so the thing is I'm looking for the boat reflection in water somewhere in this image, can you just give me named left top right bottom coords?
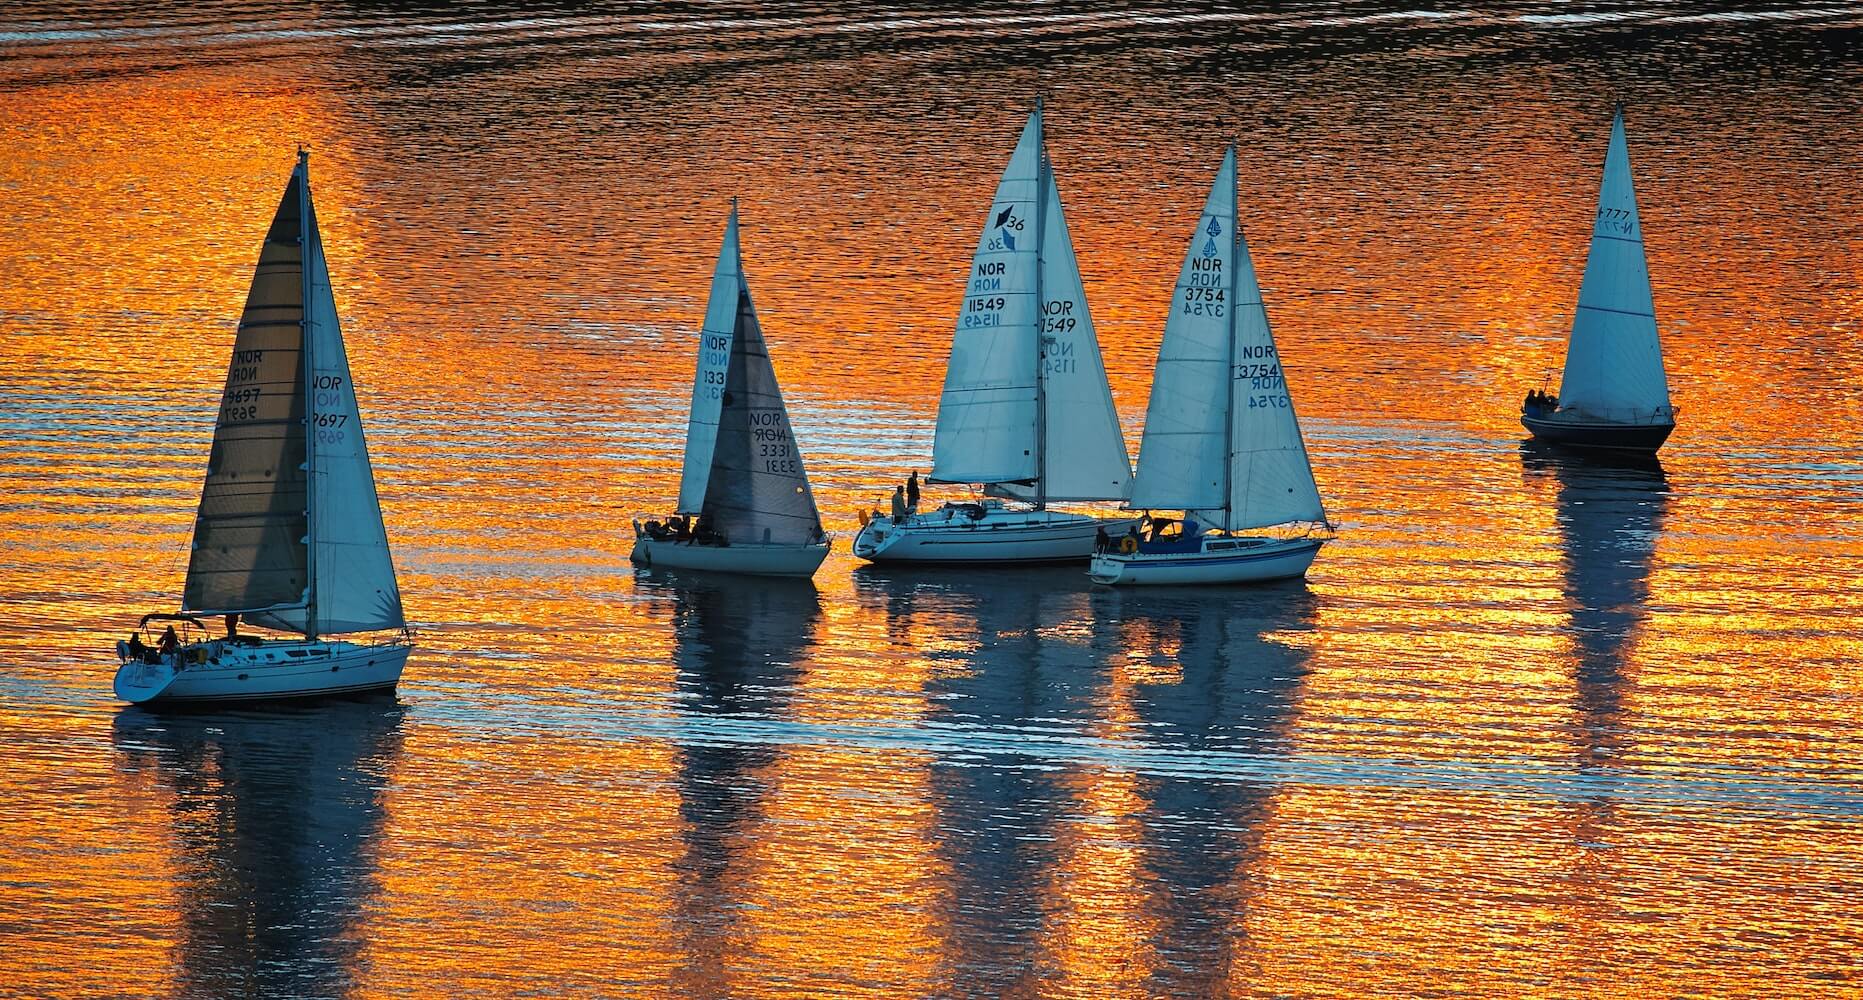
left=110, top=698, right=406, bottom=998
left=1522, top=444, right=1671, bottom=765
left=855, top=566, right=1316, bottom=992
left=641, top=569, right=821, bottom=995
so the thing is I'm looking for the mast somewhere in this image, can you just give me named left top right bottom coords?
left=297, top=146, right=318, bottom=641
left=1221, top=140, right=1239, bottom=534
left=1032, top=96, right=1047, bottom=510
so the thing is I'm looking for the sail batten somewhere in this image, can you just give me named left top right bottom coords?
left=1556, top=108, right=1672, bottom=421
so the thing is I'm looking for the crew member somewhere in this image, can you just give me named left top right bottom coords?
left=890, top=485, right=908, bottom=523
left=906, top=470, right=921, bottom=512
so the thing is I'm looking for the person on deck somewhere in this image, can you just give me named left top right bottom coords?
left=906, top=471, right=921, bottom=513
left=126, top=632, right=147, bottom=662
left=158, top=626, right=180, bottom=659
left=1124, top=523, right=1142, bottom=552
left=1094, top=524, right=1110, bottom=553
left=225, top=613, right=239, bottom=638
left=891, top=485, right=908, bottom=523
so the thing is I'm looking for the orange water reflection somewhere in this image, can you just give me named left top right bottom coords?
left=4, top=6, right=1863, bottom=998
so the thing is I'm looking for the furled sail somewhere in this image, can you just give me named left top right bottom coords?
left=930, top=108, right=1043, bottom=486
left=183, top=171, right=311, bottom=618
left=1130, top=146, right=1238, bottom=515
left=1556, top=108, right=1672, bottom=422
left=1227, top=170, right=1326, bottom=533
left=676, top=211, right=744, bottom=512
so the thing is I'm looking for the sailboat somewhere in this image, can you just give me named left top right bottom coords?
left=1522, top=106, right=1676, bottom=453
left=1090, top=146, right=1332, bottom=587
left=852, top=102, right=1133, bottom=564
left=629, top=202, right=830, bottom=578
left=113, top=151, right=412, bottom=704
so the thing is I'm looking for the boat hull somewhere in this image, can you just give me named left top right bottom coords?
left=1089, top=536, right=1325, bottom=586
left=629, top=537, right=829, bottom=578
left=852, top=505, right=1132, bottom=565
left=112, top=638, right=410, bottom=705
left=1522, top=412, right=1674, bottom=454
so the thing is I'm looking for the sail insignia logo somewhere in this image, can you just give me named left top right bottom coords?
left=1206, top=217, right=1223, bottom=238
left=1201, top=238, right=1219, bottom=259
left=995, top=205, right=1019, bottom=252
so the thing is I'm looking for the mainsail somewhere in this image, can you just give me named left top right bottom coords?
left=679, top=208, right=824, bottom=546
left=1556, top=107, right=1672, bottom=422
left=184, top=153, right=404, bottom=636
left=1131, top=146, right=1325, bottom=533
left=931, top=109, right=1042, bottom=486
left=1129, top=147, right=1239, bottom=515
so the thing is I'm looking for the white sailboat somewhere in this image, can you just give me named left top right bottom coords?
left=1522, top=106, right=1676, bottom=453
left=1090, top=146, right=1332, bottom=587
left=114, top=151, right=412, bottom=703
left=630, top=202, right=830, bottom=578
left=853, top=102, right=1134, bottom=564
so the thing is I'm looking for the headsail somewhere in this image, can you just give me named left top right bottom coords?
left=272, top=160, right=404, bottom=635
left=1557, top=108, right=1672, bottom=421
left=1130, top=146, right=1238, bottom=515
left=1025, top=156, right=1131, bottom=502
left=676, top=212, right=744, bottom=512
left=183, top=170, right=311, bottom=619
left=930, top=108, right=1043, bottom=486
left=1227, top=173, right=1326, bottom=532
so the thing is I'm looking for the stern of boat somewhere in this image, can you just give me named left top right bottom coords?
left=113, top=658, right=177, bottom=704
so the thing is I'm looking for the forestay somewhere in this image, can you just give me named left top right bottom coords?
left=931, top=108, right=1042, bottom=486
left=1557, top=108, right=1672, bottom=422
left=1130, top=146, right=1238, bottom=516
left=184, top=172, right=311, bottom=620
left=1227, top=171, right=1326, bottom=532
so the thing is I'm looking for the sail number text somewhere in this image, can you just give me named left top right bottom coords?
left=751, top=411, right=798, bottom=475
left=1595, top=206, right=1637, bottom=236
left=698, top=334, right=730, bottom=398
left=1234, top=345, right=1287, bottom=407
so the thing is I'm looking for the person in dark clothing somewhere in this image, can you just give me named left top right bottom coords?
left=906, top=470, right=921, bottom=512
left=158, top=626, right=181, bottom=658
left=225, top=613, right=239, bottom=638
left=1094, top=524, right=1109, bottom=553
left=126, top=632, right=147, bottom=662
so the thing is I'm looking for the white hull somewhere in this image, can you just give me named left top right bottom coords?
left=630, top=536, right=829, bottom=578
left=853, top=503, right=1132, bottom=564
left=1089, top=536, right=1325, bottom=586
left=113, top=638, right=410, bottom=705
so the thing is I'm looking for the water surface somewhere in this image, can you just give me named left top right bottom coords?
left=2, top=3, right=1861, bottom=997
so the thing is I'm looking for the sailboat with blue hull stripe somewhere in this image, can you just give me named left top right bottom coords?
left=1090, top=145, right=1333, bottom=587
left=1522, top=107, right=1677, bottom=453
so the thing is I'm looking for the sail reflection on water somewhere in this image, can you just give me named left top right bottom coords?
left=1523, top=444, right=1671, bottom=766
left=642, top=571, right=822, bottom=995
left=110, top=699, right=406, bottom=998
left=1088, top=583, right=1317, bottom=993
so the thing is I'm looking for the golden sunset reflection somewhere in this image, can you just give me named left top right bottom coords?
left=4, top=4, right=1862, bottom=997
